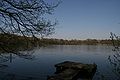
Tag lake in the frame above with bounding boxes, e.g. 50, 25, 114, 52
0, 45, 119, 80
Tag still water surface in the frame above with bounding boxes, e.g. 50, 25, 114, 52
0, 45, 119, 80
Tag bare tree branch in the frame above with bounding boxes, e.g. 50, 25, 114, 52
0, 0, 60, 37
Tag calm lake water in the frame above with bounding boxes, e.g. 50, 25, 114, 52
0, 45, 119, 80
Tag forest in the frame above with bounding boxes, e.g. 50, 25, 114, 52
0, 33, 112, 48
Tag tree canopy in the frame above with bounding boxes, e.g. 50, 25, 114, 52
0, 0, 59, 38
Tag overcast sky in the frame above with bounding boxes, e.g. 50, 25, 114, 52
46, 0, 120, 40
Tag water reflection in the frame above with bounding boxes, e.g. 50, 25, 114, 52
0, 50, 37, 80
0, 64, 8, 69
108, 48, 120, 80
0, 72, 40, 80
0, 45, 117, 80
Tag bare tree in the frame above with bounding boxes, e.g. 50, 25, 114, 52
108, 32, 120, 79
0, 0, 59, 37
0, 0, 60, 52
0, 0, 60, 60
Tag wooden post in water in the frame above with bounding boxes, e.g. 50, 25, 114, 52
10, 53, 12, 63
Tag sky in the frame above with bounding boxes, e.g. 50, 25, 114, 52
46, 0, 120, 40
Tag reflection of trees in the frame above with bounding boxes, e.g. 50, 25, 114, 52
15, 51, 35, 60
0, 50, 35, 63
0, 53, 9, 69
108, 32, 120, 79
0, 64, 8, 69
0, 49, 35, 66
0, 54, 9, 63
0, 48, 36, 80
0, 50, 38, 80
0, 34, 39, 80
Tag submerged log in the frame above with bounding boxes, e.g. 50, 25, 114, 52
47, 61, 97, 80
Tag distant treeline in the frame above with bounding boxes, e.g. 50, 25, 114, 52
39, 38, 112, 45
0, 33, 112, 50
0, 33, 38, 52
